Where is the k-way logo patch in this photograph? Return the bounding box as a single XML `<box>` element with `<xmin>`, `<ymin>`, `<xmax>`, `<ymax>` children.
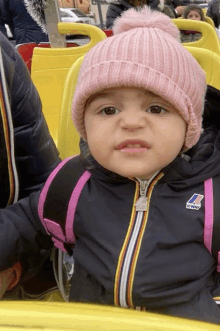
<box><xmin>186</xmin><ymin>194</ymin><xmax>204</xmax><ymax>210</ymax></box>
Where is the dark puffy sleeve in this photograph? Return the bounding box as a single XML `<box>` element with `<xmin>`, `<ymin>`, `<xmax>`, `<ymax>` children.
<box><xmin>0</xmin><ymin>31</ymin><xmax>60</xmax><ymax>201</ymax></box>
<box><xmin>0</xmin><ymin>190</ymin><xmax>53</xmax><ymax>272</ymax></box>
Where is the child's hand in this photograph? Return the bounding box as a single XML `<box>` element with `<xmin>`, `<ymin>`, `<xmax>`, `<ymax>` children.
<box><xmin>0</xmin><ymin>262</ymin><xmax>22</xmax><ymax>299</ymax></box>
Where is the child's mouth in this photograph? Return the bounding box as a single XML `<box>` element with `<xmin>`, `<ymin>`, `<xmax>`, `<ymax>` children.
<box><xmin>120</xmin><ymin>147</ymin><xmax>148</xmax><ymax>153</ymax></box>
<box><xmin>116</xmin><ymin>140</ymin><xmax>150</xmax><ymax>153</ymax></box>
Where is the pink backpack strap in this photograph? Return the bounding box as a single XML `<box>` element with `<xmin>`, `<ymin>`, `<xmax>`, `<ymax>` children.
<box><xmin>65</xmin><ymin>171</ymin><xmax>91</xmax><ymax>243</ymax></box>
<box><xmin>204</xmin><ymin>178</ymin><xmax>214</xmax><ymax>253</ymax></box>
<box><xmin>38</xmin><ymin>157</ymin><xmax>73</xmax><ymax>231</ymax></box>
<box><xmin>38</xmin><ymin>155</ymin><xmax>91</xmax><ymax>254</ymax></box>
<box><xmin>204</xmin><ymin>176</ymin><xmax>220</xmax><ymax>272</ymax></box>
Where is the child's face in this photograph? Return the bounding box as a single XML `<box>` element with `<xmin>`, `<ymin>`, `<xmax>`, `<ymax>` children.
<box><xmin>84</xmin><ymin>87</ymin><xmax>187</xmax><ymax>179</ymax></box>
<box><xmin>187</xmin><ymin>10</ymin><xmax>201</xmax><ymax>21</ymax></box>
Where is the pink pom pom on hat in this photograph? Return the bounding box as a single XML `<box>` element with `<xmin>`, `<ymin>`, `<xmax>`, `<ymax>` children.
<box><xmin>72</xmin><ymin>6</ymin><xmax>206</xmax><ymax>150</ymax></box>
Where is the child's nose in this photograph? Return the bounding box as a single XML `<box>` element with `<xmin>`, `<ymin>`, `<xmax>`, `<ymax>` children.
<box><xmin>120</xmin><ymin>111</ymin><xmax>145</xmax><ymax>131</ymax></box>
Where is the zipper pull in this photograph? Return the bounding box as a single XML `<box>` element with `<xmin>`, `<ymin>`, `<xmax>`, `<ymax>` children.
<box><xmin>135</xmin><ymin>180</ymin><xmax>148</xmax><ymax>212</ymax></box>
<box><xmin>135</xmin><ymin>196</ymin><xmax>148</xmax><ymax>211</ymax></box>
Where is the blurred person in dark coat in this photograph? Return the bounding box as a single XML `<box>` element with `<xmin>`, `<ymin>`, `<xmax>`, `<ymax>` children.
<box><xmin>0</xmin><ymin>0</ymin><xmax>48</xmax><ymax>44</ymax></box>
<box><xmin>105</xmin><ymin>0</ymin><xmax>187</xmax><ymax>29</ymax></box>
<box><xmin>207</xmin><ymin>0</ymin><xmax>220</xmax><ymax>28</ymax></box>
<box><xmin>207</xmin><ymin>0</ymin><xmax>220</xmax><ymax>37</ymax></box>
<box><xmin>106</xmin><ymin>0</ymin><xmax>160</xmax><ymax>29</ymax></box>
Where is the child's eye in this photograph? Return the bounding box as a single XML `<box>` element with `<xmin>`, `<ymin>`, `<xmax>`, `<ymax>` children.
<box><xmin>147</xmin><ymin>106</ymin><xmax>166</xmax><ymax>114</ymax></box>
<box><xmin>100</xmin><ymin>107</ymin><xmax>120</xmax><ymax>115</ymax></box>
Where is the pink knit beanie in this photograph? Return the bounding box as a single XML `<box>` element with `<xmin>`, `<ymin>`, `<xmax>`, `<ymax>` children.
<box><xmin>72</xmin><ymin>7</ymin><xmax>206</xmax><ymax>149</ymax></box>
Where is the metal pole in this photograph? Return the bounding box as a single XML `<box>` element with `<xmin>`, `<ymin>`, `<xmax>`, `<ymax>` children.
<box><xmin>96</xmin><ymin>0</ymin><xmax>104</xmax><ymax>29</ymax></box>
<box><xmin>44</xmin><ymin>0</ymin><xmax>66</xmax><ymax>47</ymax></box>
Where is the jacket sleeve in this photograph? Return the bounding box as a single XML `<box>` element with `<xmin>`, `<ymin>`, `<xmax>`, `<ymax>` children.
<box><xmin>0</xmin><ymin>190</ymin><xmax>53</xmax><ymax>272</ymax></box>
<box><xmin>0</xmin><ymin>32</ymin><xmax>60</xmax><ymax>200</ymax></box>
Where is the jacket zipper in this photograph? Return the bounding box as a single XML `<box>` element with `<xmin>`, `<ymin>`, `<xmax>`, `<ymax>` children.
<box><xmin>135</xmin><ymin>178</ymin><xmax>151</xmax><ymax>212</ymax></box>
<box><xmin>114</xmin><ymin>171</ymin><xmax>163</xmax><ymax>308</ymax></box>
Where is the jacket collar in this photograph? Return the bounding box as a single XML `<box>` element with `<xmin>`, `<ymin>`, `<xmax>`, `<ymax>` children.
<box><xmin>163</xmin><ymin>126</ymin><xmax>220</xmax><ymax>189</ymax></box>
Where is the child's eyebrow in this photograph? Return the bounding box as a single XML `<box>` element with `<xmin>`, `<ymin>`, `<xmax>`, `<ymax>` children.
<box><xmin>85</xmin><ymin>91</ymin><xmax>113</xmax><ymax>108</ymax></box>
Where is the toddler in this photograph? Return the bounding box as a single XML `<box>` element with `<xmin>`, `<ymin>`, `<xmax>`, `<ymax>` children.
<box><xmin>181</xmin><ymin>4</ymin><xmax>204</xmax><ymax>42</ymax></box>
<box><xmin>1</xmin><ymin>6</ymin><xmax>220</xmax><ymax>324</ymax></box>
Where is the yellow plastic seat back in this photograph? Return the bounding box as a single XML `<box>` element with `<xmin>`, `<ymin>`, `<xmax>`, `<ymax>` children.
<box><xmin>173</xmin><ymin>19</ymin><xmax>220</xmax><ymax>54</ymax></box>
<box><xmin>202</xmin><ymin>8</ymin><xmax>207</xmax><ymax>15</ymax></box>
<box><xmin>0</xmin><ymin>301</ymin><xmax>220</xmax><ymax>331</ymax></box>
<box><xmin>31</xmin><ymin>23</ymin><xmax>106</xmax><ymax>145</ymax></box>
<box><xmin>205</xmin><ymin>16</ymin><xmax>215</xmax><ymax>28</ymax></box>
<box><xmin>57</xmin><ymin>56</ymin><xmax>84</xmax><ymax>158</ymax></box>
<box><xmin>184</xmin><ymin>46</ymin><xmax>220</xmax><ymax>90</ymax></box>
<box><xmin>178</xmin><ymin>16</ymin><xmax>214</xmax><ymax>28</ymax></box>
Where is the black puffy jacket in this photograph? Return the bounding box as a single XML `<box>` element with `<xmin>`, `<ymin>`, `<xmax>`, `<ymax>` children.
<box><xmin>0</xmin><ymin>0</ymin><xmax>48</xmax><ymax>44</ymax></box>
<box><xmin>0</xmin><ymin>31</ymin><xmax>59</xmax><ymax>207</ymax></box>
<box><xmin>1</xmin><ymin>126</ymin><xmax>220</xmax><ymax>322</ymax></box>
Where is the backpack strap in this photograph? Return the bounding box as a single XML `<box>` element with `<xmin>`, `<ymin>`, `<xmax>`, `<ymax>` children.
<box><xmin>204</xmin><ymin>175</ymin><xmax>220</xmax><ymax>272</ymax></box>
<box><xmin>38</xmin><ymin>155</ymin><xmax>91</xmax><ymax>254</ymax></box>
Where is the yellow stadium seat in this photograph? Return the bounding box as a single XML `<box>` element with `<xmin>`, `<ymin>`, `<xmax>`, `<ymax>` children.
<box><xmin>185</xmin><ymin>46</ymin><xmax>220</xmax><ymax>90</ymax></box>
<box><xmin>0</xmin><ymin>301</ymin><xmax>220</xmax><ymax>331</ymax></box>
<box><xmin>57</xmin><ymin>56</ymin><xmax>84</xmax><ymax>158</ymax></box>
<box><xmin>31</xmin><ymin>23</ymin><xmax>106</xmax><ymax>145</ymax></box>
<box><xmin>177</xmin><ymin>15</ymin><xmax>214</xmax><ymax>27</ymax></box>
<box><xmin>202</xmin><ymin>8</ymin><xmax>207</xmax><ymax>15</ymax></box>
<box><xmin>178</xmin><ymin>15</ymin><xmax>215</xmax><ymax>28</ymax></box>
<box><xmin>173</xmin><ymin>19</ymin><xmax>220</xmax><ymax>54</ymax></box>
<box><xmin>205</xmin><ymin>16</ymin><xmax>215</xmax><ymax>29</ymax></box>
